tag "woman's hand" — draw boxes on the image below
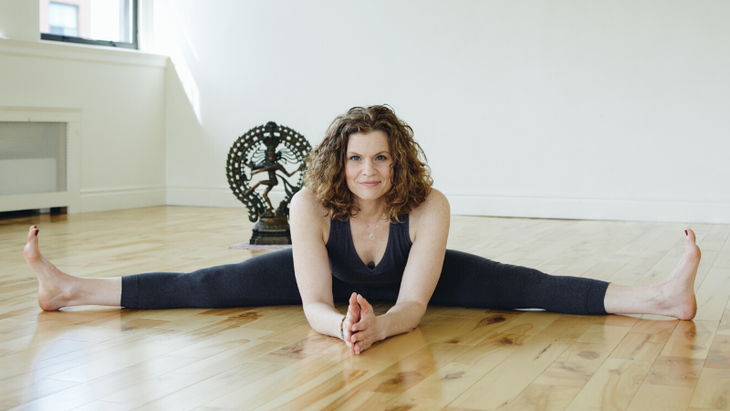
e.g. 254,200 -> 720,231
347,294 -> 381,355
343,292 -> 360,351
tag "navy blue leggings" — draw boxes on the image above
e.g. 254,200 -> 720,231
121,249 -> 608,315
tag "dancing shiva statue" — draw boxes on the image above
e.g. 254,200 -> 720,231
226,121 -> 311,244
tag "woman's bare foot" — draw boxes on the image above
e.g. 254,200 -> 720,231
604,229 -> 701,320
23,226 -> 74,310
656,229 -> 701,320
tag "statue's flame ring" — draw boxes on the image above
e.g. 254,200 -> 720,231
226,123 -> 312,223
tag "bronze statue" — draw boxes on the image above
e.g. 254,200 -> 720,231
226,122 -> 311,244
244,143 -> 305,216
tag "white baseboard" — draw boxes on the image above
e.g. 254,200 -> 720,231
80,185 -> 166,213
446,193 -> 730,224
164,187 -> 729,224
166,186 -> 248,208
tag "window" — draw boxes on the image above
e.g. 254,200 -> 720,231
48,2 -> 80,37
40,0 -> 137,49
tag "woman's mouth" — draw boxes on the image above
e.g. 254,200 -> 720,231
359,181 -> 380,188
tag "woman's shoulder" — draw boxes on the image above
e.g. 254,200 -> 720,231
408,188 -> 450,241
291,186 -> 317,206
291,187 -> 328,217
410,188 -> 449,218
290,187 -> 330,242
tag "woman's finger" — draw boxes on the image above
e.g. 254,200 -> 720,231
351,314 -> 372,332
356,294 -> 373,314
353,339 -> 373,355
348,293 -> 360,315
352,327 -> 373,343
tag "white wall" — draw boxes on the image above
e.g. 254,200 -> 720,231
2,1 -> 727,223
154,0 -> 730,224
0,2 -> 167,213
0,0 -> 39,42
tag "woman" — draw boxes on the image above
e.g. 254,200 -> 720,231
24,105 -> 701,355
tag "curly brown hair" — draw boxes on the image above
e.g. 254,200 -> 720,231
304,105 -> 433,222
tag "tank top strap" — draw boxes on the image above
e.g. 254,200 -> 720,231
326,217 -> 353,254
388,214 -> 412,251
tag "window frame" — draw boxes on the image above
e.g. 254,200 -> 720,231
41,0 -> 138,50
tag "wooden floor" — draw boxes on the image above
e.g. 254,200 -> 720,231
1,207 -> 729,411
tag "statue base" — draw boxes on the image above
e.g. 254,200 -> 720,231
249,216 -> 291,245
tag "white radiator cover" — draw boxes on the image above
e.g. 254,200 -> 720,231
0,158 -> 58,195
0,108 -> 80,213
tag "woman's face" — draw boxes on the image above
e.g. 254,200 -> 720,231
345,131 -> 393,205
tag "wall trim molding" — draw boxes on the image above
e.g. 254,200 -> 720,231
168,187 -> 730,224
445,193 -> 730,224
0,38 -> 168,68
166,186 -> 250,209
80,185 -> 166,213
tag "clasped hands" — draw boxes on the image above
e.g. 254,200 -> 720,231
342,292 -> 380,355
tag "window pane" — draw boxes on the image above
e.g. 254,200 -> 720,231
48,2 -> 79,37
89,0 -> 133,43
40,0 -> 135,45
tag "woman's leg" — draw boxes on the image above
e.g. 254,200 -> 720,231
603,229 -> 700,320
431,249 -> 609,315
430,229 -> 700,319
24,226 -> 121,310
24,226 -> 302,310
121,249 -> 300,309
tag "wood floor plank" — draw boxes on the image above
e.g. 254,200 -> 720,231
626,385 -> 698,411
660,320 -> 719,360
398,362 -> 498,408
353,342 -> 472,395
563,357 -> 654,411
688,368 -> 730,410
610,319 -> 677,361
500,316 -> 637,410
3,354 -> 200,410
705,333 -> 730,370
203,346 -> 346,410
717,301 -> 730,336
448,315 -> 597,410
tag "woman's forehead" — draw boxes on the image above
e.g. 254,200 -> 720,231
347,131 -> 389,152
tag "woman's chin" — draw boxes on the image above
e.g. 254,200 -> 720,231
350,186 -> 392,203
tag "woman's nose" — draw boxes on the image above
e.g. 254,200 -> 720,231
362,160 -> 375,175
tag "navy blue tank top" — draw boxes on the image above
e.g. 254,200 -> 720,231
326,215 -> 413,286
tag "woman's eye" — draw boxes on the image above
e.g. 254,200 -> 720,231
349,156 -> 361,161
376,155 -> 388,161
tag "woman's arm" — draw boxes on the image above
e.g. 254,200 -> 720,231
347,189 -> 450,354
289,189 -> 349,340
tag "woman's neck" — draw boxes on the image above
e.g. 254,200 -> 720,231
354,199 -> 387,222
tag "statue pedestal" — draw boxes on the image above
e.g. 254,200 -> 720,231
249,216 -> 291,245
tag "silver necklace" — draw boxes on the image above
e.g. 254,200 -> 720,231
355,214 -> 387,240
